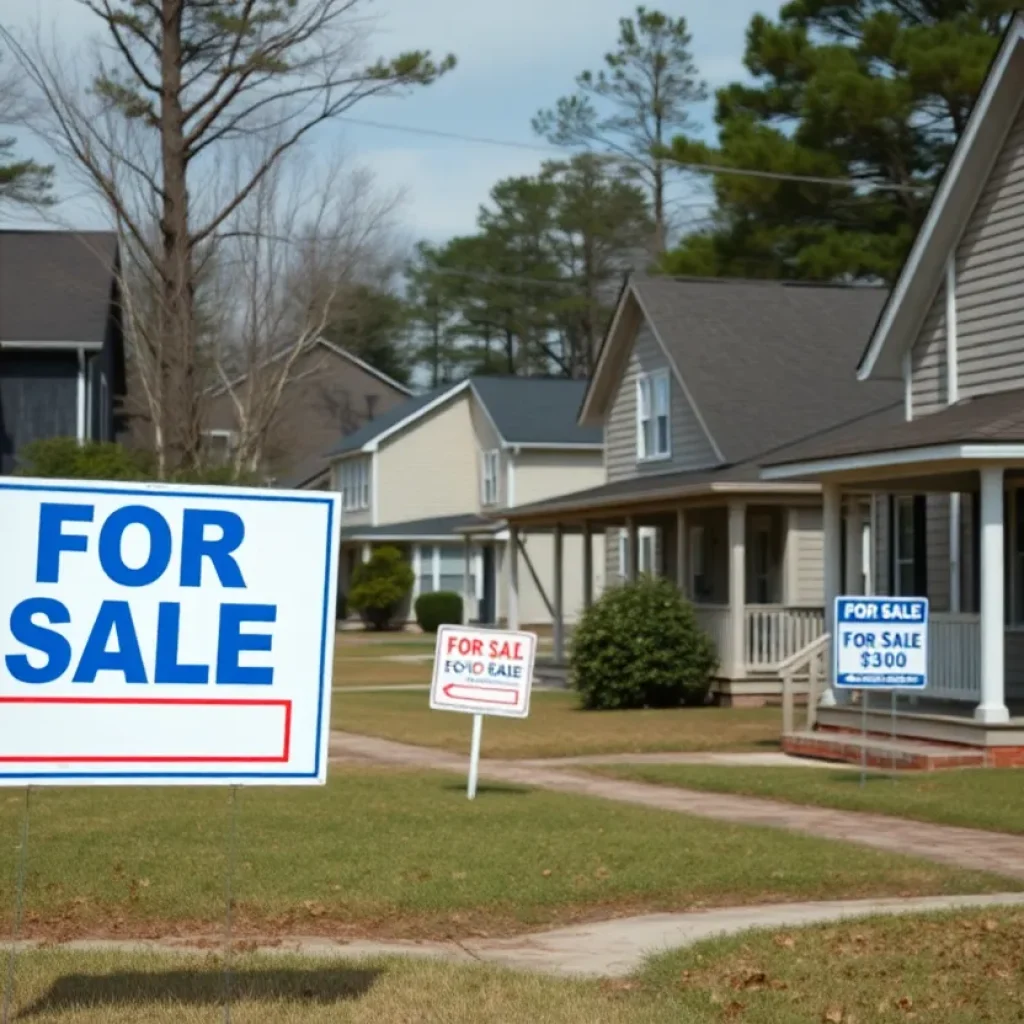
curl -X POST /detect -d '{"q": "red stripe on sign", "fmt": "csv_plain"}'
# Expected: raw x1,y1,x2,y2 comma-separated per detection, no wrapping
0,697,292,763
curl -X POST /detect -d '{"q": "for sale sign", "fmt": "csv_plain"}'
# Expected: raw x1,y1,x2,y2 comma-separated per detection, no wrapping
430,625,536,719
834,596,928,689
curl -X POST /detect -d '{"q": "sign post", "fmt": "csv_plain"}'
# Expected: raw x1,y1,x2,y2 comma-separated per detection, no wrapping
834,596,928,785
430,624,537,799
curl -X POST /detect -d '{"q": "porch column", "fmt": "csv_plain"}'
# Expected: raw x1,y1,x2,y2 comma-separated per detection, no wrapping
507,527,520,631
727,500,746,680
582,521,594,610
844,498,864,595
625,516,639,582
361,543,371,564
676,509,687,596
821,482,842,707
553,523,564,661
977,467,1009,723
462,536,473,625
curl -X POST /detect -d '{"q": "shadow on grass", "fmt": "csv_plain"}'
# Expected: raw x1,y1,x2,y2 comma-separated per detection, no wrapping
439,781,530,797
17,966,381,1018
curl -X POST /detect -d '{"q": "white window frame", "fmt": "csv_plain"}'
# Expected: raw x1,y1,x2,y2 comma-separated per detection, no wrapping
618,527,657,578
202,428,236,467
893,495,915,597
340,457,371,513
636,369,671,462
481,449,500,506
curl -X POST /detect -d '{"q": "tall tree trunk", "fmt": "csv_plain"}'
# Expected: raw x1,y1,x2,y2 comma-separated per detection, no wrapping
159,0,199,470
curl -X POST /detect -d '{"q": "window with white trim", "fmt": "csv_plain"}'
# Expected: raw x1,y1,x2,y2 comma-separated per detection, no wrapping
481,449,500,506
636,369,670,461
201,429,236,467
339,457,371,512
893,496,915,596
618,527,657,578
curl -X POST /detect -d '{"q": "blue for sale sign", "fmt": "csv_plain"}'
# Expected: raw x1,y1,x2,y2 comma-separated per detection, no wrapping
834,597,928,689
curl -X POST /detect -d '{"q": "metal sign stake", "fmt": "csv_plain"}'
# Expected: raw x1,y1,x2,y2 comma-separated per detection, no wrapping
890,688,898,774
467,714,483,800
2,788,31,1024
860,693,867,787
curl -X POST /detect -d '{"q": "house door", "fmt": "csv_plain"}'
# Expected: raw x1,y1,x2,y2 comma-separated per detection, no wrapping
479,545,496,624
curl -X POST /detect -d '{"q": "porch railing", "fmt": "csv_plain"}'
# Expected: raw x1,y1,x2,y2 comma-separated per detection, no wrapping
746,606,825,671
693,605,731,666
928,612,981,702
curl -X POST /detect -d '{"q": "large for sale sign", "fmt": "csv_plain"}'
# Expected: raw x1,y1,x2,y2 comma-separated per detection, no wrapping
0,477,340,786
430,625,536,719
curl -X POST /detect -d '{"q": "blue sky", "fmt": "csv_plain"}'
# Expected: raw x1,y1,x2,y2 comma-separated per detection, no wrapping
0,0,771,241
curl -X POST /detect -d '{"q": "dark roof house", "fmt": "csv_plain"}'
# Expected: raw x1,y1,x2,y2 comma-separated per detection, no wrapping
0,230,126,473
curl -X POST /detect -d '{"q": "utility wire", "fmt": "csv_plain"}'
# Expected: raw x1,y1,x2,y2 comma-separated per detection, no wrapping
338,116,933,196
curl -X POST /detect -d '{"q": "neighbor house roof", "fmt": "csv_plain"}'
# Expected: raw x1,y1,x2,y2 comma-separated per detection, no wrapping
762,388,1024,478
0,230,120,346
857,13,1024,380
328,376,602,458
341,513,493,542
581,275,899,467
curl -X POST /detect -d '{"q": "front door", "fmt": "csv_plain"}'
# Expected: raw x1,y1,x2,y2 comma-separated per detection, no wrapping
479,545,496,624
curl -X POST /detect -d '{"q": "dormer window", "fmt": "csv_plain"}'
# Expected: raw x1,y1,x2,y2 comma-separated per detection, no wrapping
637,369,670,460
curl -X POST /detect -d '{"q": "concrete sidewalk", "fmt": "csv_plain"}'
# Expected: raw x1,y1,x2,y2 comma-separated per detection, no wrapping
21,893,1024,978
330,731,1024,880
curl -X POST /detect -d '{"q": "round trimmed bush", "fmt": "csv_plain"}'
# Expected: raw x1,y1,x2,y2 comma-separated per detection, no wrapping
348,546,414,631
415,591,463,633
570,576,717,709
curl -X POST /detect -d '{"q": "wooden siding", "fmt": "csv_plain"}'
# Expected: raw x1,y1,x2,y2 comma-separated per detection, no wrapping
0,352,78,474
790,507,824,606
604,322,718,483
910,95,1024,410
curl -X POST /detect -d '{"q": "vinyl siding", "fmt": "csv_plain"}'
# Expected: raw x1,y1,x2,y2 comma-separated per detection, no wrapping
791,507,824,606
910,95,1024,410
925,494,951,612
605,322,718,483
512,450,605,506
469,395,506,510
376,392,479,522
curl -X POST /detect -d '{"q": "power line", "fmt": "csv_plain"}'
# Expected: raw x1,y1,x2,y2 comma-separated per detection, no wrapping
338,116,932,196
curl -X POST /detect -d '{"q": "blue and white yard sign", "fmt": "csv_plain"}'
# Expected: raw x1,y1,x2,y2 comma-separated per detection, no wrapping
0,478,341,786
834,596,928,689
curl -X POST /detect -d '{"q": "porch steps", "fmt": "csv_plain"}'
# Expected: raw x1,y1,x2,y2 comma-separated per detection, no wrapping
783,731,987,771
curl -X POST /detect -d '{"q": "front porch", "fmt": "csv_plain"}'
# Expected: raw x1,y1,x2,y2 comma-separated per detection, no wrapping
488,487,841,704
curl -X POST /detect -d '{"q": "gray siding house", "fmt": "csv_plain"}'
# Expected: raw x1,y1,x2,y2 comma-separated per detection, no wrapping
0,231,125,473
501,274,901,704
763,13,1024,760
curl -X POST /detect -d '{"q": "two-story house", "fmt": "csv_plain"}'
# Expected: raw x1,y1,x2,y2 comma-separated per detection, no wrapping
328,376,605,627
762,13,1024,764
0,230,126,473
496,274,902,704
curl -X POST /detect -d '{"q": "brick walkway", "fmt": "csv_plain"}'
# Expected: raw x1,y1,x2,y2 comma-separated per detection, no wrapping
330,731,1024,881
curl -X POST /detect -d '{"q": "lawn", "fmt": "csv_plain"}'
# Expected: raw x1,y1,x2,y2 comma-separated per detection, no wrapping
6,906,1024,1021
0,768,1009,943
332,657,432,687
331,689,783,758
583,764,1024,836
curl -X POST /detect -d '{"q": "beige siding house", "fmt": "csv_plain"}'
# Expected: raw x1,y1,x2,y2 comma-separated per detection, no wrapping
329,376,605,628
499,274,900,704
764,14,1024,761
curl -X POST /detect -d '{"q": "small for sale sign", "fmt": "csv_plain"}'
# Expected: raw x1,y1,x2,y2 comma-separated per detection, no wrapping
430,625,537,719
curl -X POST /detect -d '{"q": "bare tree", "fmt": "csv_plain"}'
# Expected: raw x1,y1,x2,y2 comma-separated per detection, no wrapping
2,1,453,471
0,50,53,207
206,142,404,477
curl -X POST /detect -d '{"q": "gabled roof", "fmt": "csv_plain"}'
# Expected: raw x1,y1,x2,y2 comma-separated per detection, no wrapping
857,13,1024,380
581,274,898,465
0,230,119,345
341,513,493,541
328,376,603,459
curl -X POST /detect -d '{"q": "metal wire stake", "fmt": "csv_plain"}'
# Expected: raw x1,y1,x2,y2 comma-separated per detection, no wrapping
2,787,31,1024
222,786,241,1024
860,692,867,787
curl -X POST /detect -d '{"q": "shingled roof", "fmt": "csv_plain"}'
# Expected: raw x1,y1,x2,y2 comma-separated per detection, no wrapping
0,231,119,345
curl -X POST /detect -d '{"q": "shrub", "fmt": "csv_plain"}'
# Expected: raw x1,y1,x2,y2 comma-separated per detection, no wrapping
415,591,463,632
348,546,414,631
570,575,717,710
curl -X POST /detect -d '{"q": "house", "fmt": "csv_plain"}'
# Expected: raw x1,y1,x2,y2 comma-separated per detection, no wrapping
760,12,1024,764
329,376,605,627
488,274,902,704
0,230,125,473
203,337,412,487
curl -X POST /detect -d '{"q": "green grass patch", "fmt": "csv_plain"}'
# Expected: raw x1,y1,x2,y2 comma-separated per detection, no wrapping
583,764,1024,835
0,768,1009,942
331,690,783,758
5,907,1024,1021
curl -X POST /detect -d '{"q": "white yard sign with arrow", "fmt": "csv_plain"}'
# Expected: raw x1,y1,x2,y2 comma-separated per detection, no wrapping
430,624,537,799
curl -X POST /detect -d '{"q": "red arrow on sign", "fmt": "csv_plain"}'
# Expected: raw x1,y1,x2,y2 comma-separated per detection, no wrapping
442,683,520,706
